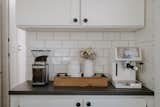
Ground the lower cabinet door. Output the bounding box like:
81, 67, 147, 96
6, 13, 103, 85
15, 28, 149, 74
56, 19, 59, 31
84, 97, 146, 107
19, 96, 82, 107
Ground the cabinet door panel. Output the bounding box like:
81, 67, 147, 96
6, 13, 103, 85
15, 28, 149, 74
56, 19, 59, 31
16, 0, 80, 26
81, 0, 144, 26
19, 96, 81, 107
85, 98, 146, 107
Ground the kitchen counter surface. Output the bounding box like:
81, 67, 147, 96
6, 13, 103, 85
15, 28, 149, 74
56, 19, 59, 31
9, 81, 154, 96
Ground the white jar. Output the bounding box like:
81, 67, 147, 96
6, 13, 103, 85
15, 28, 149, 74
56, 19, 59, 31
68, 60, 81, 77
83, 59, 94, 77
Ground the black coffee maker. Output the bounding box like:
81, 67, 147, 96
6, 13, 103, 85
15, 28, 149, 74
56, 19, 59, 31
31, 50, 50, 86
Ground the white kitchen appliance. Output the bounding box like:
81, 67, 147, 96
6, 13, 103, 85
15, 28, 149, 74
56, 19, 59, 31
112, 47, 142, 88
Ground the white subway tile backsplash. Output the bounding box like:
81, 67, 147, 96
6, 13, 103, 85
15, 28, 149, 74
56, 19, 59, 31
103, 49, 111, 57
53, 64, 68, 73
54, 32, 70, 40
103, 32, 121, 40
26, 32, 37, 41
29, 41, 46, 48
96, 57, 108, 65
129, 41, 136, 47
78, 41, 95, 48
94, 49, 104, 57
37, 32, 54, 40
95, 41, 111, 48
45, 41, 61, 48
95, 65, 104, 73
87, 32, 103, 40
111, 41, 129, 47
62, 41, 78, 48
70, 49, 80, 57
26, 31, 137, 80
70, 32, 87, 40
62, 57, 71, 64
54, 49, 70, 57
121, 32, 136, 40
51, 57, 62, 64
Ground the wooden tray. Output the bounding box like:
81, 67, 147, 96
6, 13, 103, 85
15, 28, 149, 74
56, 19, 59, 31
53, 77, 109, 87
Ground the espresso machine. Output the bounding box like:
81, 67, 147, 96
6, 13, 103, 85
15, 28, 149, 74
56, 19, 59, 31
112, 47, 143, 88
31, 50, 51, 86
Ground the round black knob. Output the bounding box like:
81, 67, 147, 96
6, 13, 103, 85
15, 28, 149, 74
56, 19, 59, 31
86, 102, 91, 106
73, 18, 78, 23
76, 102, 81, 107
83, 18, 88, 23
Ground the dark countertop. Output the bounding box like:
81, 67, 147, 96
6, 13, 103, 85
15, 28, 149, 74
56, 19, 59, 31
9, 81, 154, 96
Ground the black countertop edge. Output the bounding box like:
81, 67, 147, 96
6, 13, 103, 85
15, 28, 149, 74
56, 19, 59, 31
9, 81, 154, 96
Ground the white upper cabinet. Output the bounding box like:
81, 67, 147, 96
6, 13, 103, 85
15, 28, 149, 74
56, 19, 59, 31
81, 0, 144, 27
16, 0, 80, 26
16, 0, 145, 30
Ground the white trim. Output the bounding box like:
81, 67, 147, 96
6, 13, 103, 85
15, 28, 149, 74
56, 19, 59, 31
2, 0, 10, 107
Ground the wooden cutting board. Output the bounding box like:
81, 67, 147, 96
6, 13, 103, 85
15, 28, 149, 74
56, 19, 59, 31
53, 77, 109, 87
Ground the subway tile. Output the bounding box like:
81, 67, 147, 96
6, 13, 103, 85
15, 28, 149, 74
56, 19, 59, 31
96, 57, 108, 65
54, 32, 70, 40
45, 41, 61, 48
51, 57, 62, 64
54, 49, 70, 57
111, 41, 129, 47
53, 64, 68, 73
37, 32, 54, 40
70, 32, 87, 40
62, 41, 78, 48
95, 65, 104, 73
70, 49, 80, 57
103, 49, 111, 57
104, 32, 121, 40
95, 49, 104, 57
78, 41, 95, 48
95, 41, 111, 48
121, 32, 136, 40
87, 32, 103, 40
30, 41, 45, 48
62, 57, 71, 64
129, 41, 136, 47
26, 32, 37, 41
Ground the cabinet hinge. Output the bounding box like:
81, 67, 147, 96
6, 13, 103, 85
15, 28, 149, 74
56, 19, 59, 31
146, 104, 148, 107
8, 38, 10, 42
8, 53, 10, 57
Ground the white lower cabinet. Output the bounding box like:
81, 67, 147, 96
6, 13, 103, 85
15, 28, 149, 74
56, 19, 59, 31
11, 96, 153, 107
84, 97, 146, 107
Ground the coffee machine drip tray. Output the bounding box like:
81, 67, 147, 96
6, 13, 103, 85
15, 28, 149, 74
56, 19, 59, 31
112, 80, 142, 89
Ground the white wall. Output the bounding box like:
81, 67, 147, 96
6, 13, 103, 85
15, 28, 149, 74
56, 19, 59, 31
136, 0, 155, 90
26, 31, 137, 80
153, 0, 160, 107
0, 0, 2, 106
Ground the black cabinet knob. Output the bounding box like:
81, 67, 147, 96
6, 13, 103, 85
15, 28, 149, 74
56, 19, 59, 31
86, 102, 91, 106
83, 18, 88, 23
76, 102, 81, 107
73, 18, 78, 23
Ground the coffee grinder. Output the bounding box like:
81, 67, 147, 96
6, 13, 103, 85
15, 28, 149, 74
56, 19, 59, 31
31, 50, 51, 86
112, 47, 143, 88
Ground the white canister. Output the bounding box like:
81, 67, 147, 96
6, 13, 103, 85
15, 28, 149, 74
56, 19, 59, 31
83, 59, 94, 77
68, 60, 81, 77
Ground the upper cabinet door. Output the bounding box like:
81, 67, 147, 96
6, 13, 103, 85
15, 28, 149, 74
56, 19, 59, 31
81, 0, 144, 27
16, 0, 80, 26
